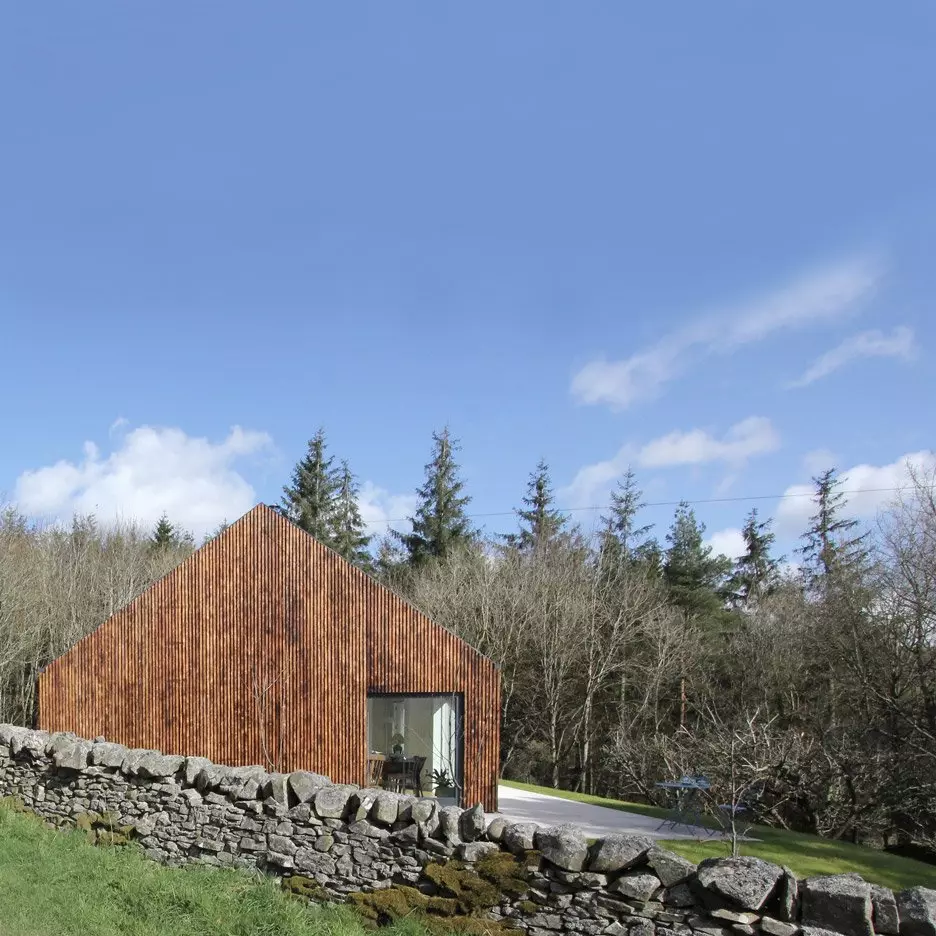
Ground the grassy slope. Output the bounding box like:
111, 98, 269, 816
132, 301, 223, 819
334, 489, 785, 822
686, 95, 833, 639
499, 780, 936, 891
0, 804, 427, 936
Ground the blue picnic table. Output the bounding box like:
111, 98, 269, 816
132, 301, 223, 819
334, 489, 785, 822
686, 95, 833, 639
654, 775, 711, 832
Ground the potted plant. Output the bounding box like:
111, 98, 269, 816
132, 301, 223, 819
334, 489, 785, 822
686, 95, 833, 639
431, 768, 455, 798
390, 733, 405, 757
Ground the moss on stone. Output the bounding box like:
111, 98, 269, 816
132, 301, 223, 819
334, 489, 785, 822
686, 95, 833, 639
281, 875, 329, 902
473, 851, 533, 898
72, 811, 133, 847
348, 884, 518, 936
517, 900, 539, 914
423, 860, 501, 913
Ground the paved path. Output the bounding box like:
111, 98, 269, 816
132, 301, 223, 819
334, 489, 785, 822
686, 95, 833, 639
487, 784, 714, 841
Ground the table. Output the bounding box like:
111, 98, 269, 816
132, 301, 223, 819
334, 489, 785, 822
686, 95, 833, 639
654, 776, 711, 833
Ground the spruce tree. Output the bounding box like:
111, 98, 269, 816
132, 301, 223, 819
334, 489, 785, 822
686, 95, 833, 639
150, 513, 193, 550
151, 513, 177, 549
505, 459, 567, 553
598, 468, 656, 568
396, 427, 474, 567
799, 468, 869, 583
281, 428, 340, 544
329, 460, 372, 568
663, 502, 731, 619
726, 508, 781, 609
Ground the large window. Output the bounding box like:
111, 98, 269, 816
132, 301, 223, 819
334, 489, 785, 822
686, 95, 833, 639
366, 693, 462, 802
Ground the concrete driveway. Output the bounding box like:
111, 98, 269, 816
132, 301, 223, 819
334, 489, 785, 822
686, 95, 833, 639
487, 784, 714, 841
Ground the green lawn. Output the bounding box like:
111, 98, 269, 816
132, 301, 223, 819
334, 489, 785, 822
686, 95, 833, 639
499, 779, 936, 891
0, 802, 427, 936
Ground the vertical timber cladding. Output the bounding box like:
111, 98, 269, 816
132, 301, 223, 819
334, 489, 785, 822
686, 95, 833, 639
365, 597, 501, 812
37, 507, 368, 783
36, 505, 500, 808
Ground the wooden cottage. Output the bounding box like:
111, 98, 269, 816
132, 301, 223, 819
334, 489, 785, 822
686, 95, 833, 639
36, 505, 501, 810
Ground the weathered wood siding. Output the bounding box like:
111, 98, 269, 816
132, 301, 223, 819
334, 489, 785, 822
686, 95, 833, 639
37, 505, 500, 810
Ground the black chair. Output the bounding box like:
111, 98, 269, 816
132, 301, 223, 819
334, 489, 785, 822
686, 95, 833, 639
401, 756, 426, 797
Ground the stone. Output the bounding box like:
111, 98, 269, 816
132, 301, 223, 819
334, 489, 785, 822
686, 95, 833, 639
53, 740, 92, 771
409, 798, 436, 824
261, 773, 290, 806
183, 756, 212, 786
648, 849, 697, 888
731, 925, 755, 935
665, 884, 697, 908
290, 771, 331, 805
503, 821, 539, 854
313, 785, 352, 819
486, 816, 508, 842
603, 924, 628, 936
760, 918, 799, 936
293, 846, 337, 876
801, 873, 873, 936
314, 834, 334, 852
90, 741, 127, 768
370, 791, 399, 825
694, 857, 785, 911
800, 928, 842, 936
629, 920, 656, 936
870, 884, 899, 936
589, 835, 654, 874
457, 841, 501, 862
609, 872, 664, 902
897, 887, 936, 936
687, 918, 732, 936
10, 728, 48, 758
268, 834, 297, 856
710, 910, 760, 924
536, 824, 589, 872
459, 803, 486, 842
349, 790, 377, 821
772, 868, 799, 922
135, 753, 185, 779
438, 805, 463, 842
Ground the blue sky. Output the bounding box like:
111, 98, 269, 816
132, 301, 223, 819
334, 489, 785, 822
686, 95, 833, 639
2, 2, 934, 559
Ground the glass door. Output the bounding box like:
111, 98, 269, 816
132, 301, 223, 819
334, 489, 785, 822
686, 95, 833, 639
366, 693, 463, 805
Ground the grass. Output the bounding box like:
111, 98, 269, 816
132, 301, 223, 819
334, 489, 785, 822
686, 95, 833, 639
499, 779, 936, 892
0, 802, 430, 936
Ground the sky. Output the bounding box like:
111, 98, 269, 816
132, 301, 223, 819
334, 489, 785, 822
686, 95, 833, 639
2, 3, 935, 562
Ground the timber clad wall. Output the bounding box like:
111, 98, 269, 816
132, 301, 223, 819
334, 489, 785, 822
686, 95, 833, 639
37, 505, 501, 810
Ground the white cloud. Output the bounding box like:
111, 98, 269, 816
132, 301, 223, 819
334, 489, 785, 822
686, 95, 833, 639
789, 326, 916, 388
774, 450, 936, 537
571, 254, 882, 409
801, 448, 839, 476
357, 481, 418, 535
638, 417, 780, 469
14, 424, 272, 538
559, 416, 777, 509
706, 527, 746, 561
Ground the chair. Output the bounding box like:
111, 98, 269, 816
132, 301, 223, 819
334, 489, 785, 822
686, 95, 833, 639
366, 754, 386, 788
400, 756, 426, 797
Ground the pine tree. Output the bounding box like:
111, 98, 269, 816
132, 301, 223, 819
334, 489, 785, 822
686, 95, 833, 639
396, 427, 474, 567
329, 460, 372, 568
663, 502, 731, 619
281, 428, 340, 544
799, 468, 870, 583
726, 508, 781, 609
597, 468, 656, 568
505, 459, 567, 553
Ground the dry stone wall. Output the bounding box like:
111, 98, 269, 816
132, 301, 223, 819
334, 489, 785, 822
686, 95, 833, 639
0, 725, 933, 936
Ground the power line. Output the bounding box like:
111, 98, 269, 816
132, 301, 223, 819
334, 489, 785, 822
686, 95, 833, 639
366, 484, 920, 528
